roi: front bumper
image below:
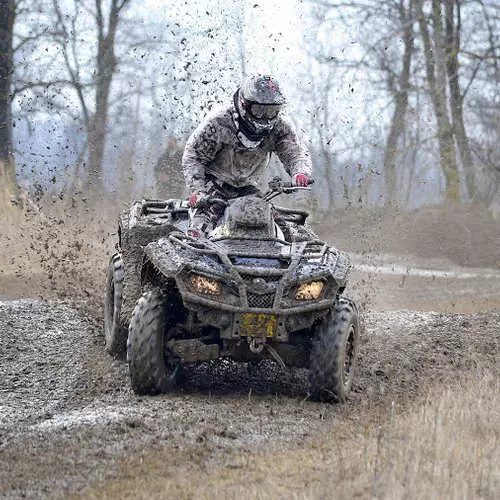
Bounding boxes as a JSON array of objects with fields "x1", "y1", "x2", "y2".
[{"x1": 182, "y1": 291, "x2": 334, "y2": 341}]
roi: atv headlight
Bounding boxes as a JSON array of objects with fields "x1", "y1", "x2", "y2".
[
  {"x1": 189, "y1": 274, "x2": 221, "y2": 296},
  {"x1": 295, "y1": 281, "x2": 324, "y2": 300}
]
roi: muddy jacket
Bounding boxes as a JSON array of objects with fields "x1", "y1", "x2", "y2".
[{"x1": 182, "y1": 102, "x2": 312, "y2": 194}]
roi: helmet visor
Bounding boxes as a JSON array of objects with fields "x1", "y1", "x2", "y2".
[{"x1": 249, "y1": 103, "x2": 281, "y2": 120}]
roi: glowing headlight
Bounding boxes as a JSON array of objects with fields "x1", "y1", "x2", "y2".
[
  {"x1": 189, "y1": 274, "x2": 221, "y2": 296},
  {"x1": 295, "y1": 281, "x2": 324, "y2": 300}
]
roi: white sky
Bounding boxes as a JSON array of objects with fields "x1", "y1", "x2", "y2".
[{"x1": 141, "y1": 0, "x2": 308, "y2": 82}]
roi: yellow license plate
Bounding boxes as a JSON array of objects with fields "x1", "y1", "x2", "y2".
[{"x1": 240, "y1": 313, "x2": 277, "y2": 337}]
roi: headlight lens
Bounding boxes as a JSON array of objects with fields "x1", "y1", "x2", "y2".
[
  {"x1": 295, "y1": 281, "x2": 324, "y2": 300},
  {"x1": 189, "y1": 274, "x2": 221, "y2": 296}
]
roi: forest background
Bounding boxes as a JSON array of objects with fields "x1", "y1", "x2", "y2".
[{"x1": 1, "y1": 0, "x2": 499, "y2": 214}]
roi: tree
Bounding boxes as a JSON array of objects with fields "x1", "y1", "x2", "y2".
[
  {"x1": 383, "y1": 0, "x2": 414, "y2": 205},
  {"x1": 416, "y1": 0, "x2": 460, "y2": 202},
  {"x1": 461, "y1": 0, "x2": 500, "y2": 202},
  {"x1": 88, "y1": 0, "x2": 131, "y2": 190},
  {"x1": 444, "y1": 0, "x2": 475, "y2": 199},
  {"x1": 0, "y1": 0, "x2": 16, "y2": 203},
  {"x1": 51, "y1": 0, "x2": 131, "y2": 192},
  {"x1": 303, "y1": 0, "x2": 419, "y2": 207},
  {"x1": 304, "y1": 0, "x2": 494, "y2": 205},
  {"x1": 0, "y1": 0, "x2": 14, "y2": 161}
]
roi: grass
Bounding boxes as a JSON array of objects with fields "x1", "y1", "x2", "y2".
[{"x1": 76, "y1": 367, "x2": 499, "y2": 499}]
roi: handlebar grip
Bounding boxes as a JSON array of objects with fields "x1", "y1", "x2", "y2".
[
  {"x1": 196, "y1": 197, "x2": 228, "y2": 209},
  {"x1": 208, "y1": 197, "x2": 229, "y2": 207}
]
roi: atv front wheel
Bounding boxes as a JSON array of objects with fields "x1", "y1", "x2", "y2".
[
  {"x1": 309, "y1": 297, "x2": 360, "y2": 403},
  {"x1": 127, "y1": 289, "x2": 182, "y2": 395},
  {"x1": 104, "y1": 253, "x2": 127, "y2": 358}
]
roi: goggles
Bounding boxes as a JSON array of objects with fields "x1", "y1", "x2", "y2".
[{"x1": 248, "y1": 103, "x2": 282, "y2": 120}]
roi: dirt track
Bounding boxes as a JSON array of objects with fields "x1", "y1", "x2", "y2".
[
  {"x1": 1, "y1": 202, "x2": 499, "y2": 498},
  {"x1": 1, "y1": 252, "x2": 499, "y2": 498}
]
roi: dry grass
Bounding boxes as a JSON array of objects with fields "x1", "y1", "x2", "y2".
[{"x1": 77, "y1": 367, "x2": 499, "y2": 499}]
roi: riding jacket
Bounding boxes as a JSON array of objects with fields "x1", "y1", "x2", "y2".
[{"x1": 181, "y1": 102, "x2": 312, "y2": 194}]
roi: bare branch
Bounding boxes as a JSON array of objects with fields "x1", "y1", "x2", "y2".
[
  {"x1": 13, "y1": 31, "x2": 48, "y2": 53},
  {"x1": 13, "y1": 79, "x2": 94, "y2": 97},
  {"x1": 461, "y1": 50, "x2": 490, "y2": 101},
  {"x1": 52, "y1": 0, "x2": 90, "y2": 127}
]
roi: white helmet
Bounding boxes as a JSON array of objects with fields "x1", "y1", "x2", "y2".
[{"x1": 234, "y1": 74, "x2": 286, "y2": 141}]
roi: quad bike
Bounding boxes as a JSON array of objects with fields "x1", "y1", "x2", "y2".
[{"x1": 104, "y1": 178, "x2": 360, "y2": 402}]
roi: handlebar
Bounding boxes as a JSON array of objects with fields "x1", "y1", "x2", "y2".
[
  {"x1": 196, "y1": 196, "x2": 229, "y2": 208},
  {"x1": 263, "y1": 176, "x2": 314, "y2": 201},
  {"x1": 190, "y1": 177, "x2": 313, "y2": 208},
  {"x1": 202, "y1": 197, "x2": 228, "y2": 207}
]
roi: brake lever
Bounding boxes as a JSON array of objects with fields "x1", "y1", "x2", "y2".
[{"x1": 282, "y1": 186, "x2": 312, "y2": 193}]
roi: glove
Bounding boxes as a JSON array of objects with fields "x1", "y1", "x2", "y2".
[
  {"x1": 294, "y1": 173, "x2": 311, "y2": 187},
  {"x1": 187, "y1": 228, "x2": 200, "y2": 239},
  {"x1": 189, "y1": 192, "x2": 207, "y2": 207}
]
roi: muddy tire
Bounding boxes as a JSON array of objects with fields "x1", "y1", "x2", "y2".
[
  {"x1": 104, "y1": 253, "x2": 127, "y2": 358},
  {"x1": 309, "y1": 297, "x2": 360, "y2": 403},
  {"x1": 127, "y1": 288, "x2": 182, "y2": 395}
]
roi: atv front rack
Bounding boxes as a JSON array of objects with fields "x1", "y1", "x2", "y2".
[
  {"x1": 129, "y1": 199, "x2": 189, "y2": 228},
  {"x1": 168, "y1": 232, "x2": 329, "y2": 261}
]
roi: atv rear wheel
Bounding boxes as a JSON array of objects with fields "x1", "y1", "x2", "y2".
[
  {"x1": 104, "y1": 253, "x2": 127, "y2": 358},
  {"x1": 127, "y1": 288, "x2": 182, "y2": 395},
  {"x1": 309, "y1": 297, "x2": 360, "y2": 403}
]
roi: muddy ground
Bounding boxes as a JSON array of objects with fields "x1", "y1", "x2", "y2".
[{"x1": 0, "y1": 203, "x2": 499, "y2": 498}]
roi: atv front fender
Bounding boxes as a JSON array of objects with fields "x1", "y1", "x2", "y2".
[{"x1": 143, "y1": 237, "x2": 185, "y2": 279}]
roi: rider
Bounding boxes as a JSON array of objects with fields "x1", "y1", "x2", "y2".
[{"x1": 182, "y1": 74, "x2": 313, "y2": 237}]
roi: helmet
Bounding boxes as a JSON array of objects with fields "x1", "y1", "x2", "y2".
[{"x1": 234, "y1": 74, "x2": 286, "y2": 140}]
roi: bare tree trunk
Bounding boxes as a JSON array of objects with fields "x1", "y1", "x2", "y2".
[
  {"x1": 417, "y1": 0, "x2": 460, "y2": 202},
  {"x1": 0, "y1": 0, "x2": 18, "y2": 207},
  {"x1": 384, "y1": 0, "x2": 414, "y2": 206},
  {"x1": 405, "y1": 86, "x2": 421, "y2": 207},
  {"x1": 444, "y1": 0, "x2": 475, "y2": 199},
  {"x1": 87, "y1": 0, "x2": 126, "y2": 192},
  {"x1": 319, "y1": 150, "x2": 336, "y2": 210},
  {"x1": 312, "y1": 76, "x2": 336, "y2": 209},
  {"x1": 0, "y1": 0, "x2": 14, "y2": 163},
  {"x1": 319, "y1": 100, "x2": 336, "y2": 209}
]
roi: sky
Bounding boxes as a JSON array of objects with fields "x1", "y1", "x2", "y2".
[{"x1": 139, "y1": 0, "x2": 308, "y2": 85}]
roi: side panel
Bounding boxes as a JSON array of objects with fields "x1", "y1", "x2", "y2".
[
  {"x1": 331, "y1": 251, "x2": 353, "y2": 288},
  {"x1": 119, "y1": 201, "x2": 184, "y2": 326}
]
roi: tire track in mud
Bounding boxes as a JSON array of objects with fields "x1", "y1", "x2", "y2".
[
  {"x1": 0, "y1": 293, "x2": 498, "y2": 497},
  {"x1": 355, "y1": 261, "x2": 500, "y2": 280},
  {"x1": 0, "y1": 300, "x2": 91, "y2": 429}
]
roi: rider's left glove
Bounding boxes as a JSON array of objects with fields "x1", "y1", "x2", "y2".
[
  {"x1": 189, "y1": 191, "x2": 208, "y2": 208},
  {"x1": 294, "y1": 173, "x2": 312, "y2": 187}
]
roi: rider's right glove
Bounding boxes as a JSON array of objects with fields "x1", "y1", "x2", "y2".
[
  {"x1": 294, "y1": 173, "x2": 312, "y2": 187},
  {"x1": 188, "y1": 192, "x2": 198, "y2": 208}
]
